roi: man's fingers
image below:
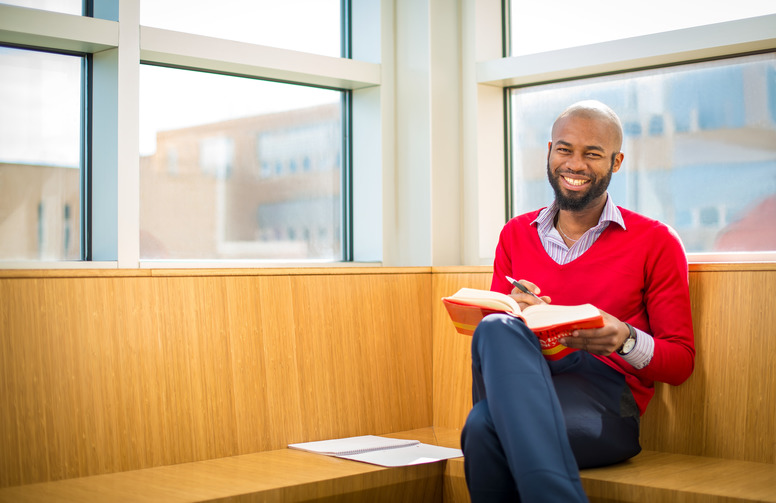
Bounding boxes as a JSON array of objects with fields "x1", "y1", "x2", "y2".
[{"x1": 561, "y1": 332, "x2": 619, "y2": 355}]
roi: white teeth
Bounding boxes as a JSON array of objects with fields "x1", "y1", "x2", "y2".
[{"x1": 563, "y1": 176, "x2": 588, "y2": 186}]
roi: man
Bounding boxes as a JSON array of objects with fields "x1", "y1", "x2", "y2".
[{"x1": 460, "y1": 101, "x2": 695, "y2": 502}]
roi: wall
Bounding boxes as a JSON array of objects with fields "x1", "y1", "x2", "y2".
[
  {"x1": 0, "y1": 268, "x2": 433, "y2": 487},
  {"x1": 2, "y1": 263, "x2": 774, "y2": 490}
]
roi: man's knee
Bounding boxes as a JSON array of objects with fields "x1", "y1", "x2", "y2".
[
  {"x1": 475, "y1": 313, "x2": 522, "y2": 341},
  {"x1": 462, "y1": 400, "x2": 494, "y2": 447},
  {"x1": 472, "y1": 313, "x2": 537, "y2": 352},
  {"x1": 474, "y1": 313, "x2": 514, "y2": 335},
  {"x1": 462, "y1": 400, "x2": 509, "y2": 467}
]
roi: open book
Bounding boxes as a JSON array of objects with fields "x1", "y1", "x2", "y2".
[
  {"x1": 288, "y1": 435, "x2": 463, "y2": 467},
  {"x1": 442, "y1": 288, "x2": 604, "y2": 360}
]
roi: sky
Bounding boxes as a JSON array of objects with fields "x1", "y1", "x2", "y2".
[
  {"x1": 0, "y1": 0, "x2": 341, "y2": 163},
  {"x1": 136, "y1": 0, "x2": 341, "y2": 155},
  {"x1": 0, "y1": 46, "x2": 81, "y2": 167},
  {"x1": 138, "y1": 66, "x2": 340, "y2": 156},
  {"x1": 511, "y1": 0, "x2": 775, "y2": 55}
]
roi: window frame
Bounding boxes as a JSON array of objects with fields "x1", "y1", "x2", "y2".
[
  {"x1": 486, "y1": 4, "x2": 776, "y2": 263},
  {"x1": 0, "y1": 0, "x2": 380, "y2": 268},
  {"x1": 0, "y1": 42, "x2": 90, "y2": 261}
]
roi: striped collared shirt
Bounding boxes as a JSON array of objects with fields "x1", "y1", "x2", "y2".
[
  {"x1": 532, "y1": 194, "x2": 625, "y2": 265},
  {"x1": 531, "y1": 194, "x2": 654, "y2": 369}
]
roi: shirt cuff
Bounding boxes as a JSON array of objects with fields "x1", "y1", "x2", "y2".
[{"x1": 621, "y1": 327, "x2": 654, "y2": 369}]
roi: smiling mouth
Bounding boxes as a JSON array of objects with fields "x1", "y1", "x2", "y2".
[{"x1": 562, "y1": 176, "x2": 589, "y2": 187}]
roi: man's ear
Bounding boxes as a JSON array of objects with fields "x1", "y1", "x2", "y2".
[
  {"x1": 547, "y1": 141, "x2": 553, "y2": 159},
  {"x1": 612, "y1": 152, "x2": 625, "y2": 173}
]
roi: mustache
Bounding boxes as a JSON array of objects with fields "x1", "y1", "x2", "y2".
[{"x1": 556, "y1": 170, "x2": 591, "y2": 177}]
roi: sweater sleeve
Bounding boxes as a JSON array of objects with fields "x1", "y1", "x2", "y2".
[{"x1": 633, "y1": 224, "x2": 695, "y2": 385}]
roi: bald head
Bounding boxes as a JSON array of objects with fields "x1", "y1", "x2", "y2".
[{"x1": 552, "y1": 100, "x2": 623, "y2": 152}]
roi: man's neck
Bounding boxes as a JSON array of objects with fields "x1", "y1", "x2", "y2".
[{"x1": 555, "y1": 195, "x2": 608, "y2": 236}]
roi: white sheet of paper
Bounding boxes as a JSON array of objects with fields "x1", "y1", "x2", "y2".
[
  {"x1": 337, "y1": 443, "x2": 463, "y2": 467},
  {"x1": 289, "y1": 435, "x2": 463, "y2": 467},
  {"x1": 288, "y1": 435, "x2": 419, "y2": 456}
]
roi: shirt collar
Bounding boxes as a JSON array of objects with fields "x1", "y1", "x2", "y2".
[{"x1": 531, "y1": 193, "x2": 626, "y2": 232}]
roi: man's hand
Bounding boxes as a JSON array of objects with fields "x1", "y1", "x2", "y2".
[
  {"x1": 559, "y1": 309, "x2": 630, "y2": 356},
  {"x1": 508, "y1": 279, "x2": 551, "y2": 309}
]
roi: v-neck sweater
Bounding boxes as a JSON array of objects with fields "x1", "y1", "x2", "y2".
[{"x1": 492, "y1": 207, "x2": 695, "y2": 415}]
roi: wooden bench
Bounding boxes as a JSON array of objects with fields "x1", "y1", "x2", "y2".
[
  {"x1": 0, "y1": 427, "x2": 462, "y2": 502},
  {"x1": 0, "y1": 268, "x2": 446, "y2": 501},
  {"x1": 1, "y1": 265, "x2": 775, "y2": 502}
]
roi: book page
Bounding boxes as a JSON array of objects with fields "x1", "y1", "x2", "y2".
[
  {"x1": 446, "y1": 288, "x2": 521, "y2": 315},
  {"x1": 521, "y1": 303, "x2": 600, "y2": 330}
]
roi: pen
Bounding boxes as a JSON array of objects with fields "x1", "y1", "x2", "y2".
[{"x1": 505, "y1": 275, "x2": 544, "y2": 303}]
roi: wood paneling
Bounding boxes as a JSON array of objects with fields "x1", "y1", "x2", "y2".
[
  {"x1": 640, "y1": 268, "x2": 776, "y2": 464},
  {"x1": 0, "y1": 270, "x2": 433, "y2": 487},
  {"x1": 1, "y1": 262, "x2": 774, "y2": 494},
  {"x1": 431, "y1": 272, "x2": 491, "y2": 430}
]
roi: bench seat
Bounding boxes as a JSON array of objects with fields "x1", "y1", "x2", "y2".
[
  {"x1": 580, "y1": 450, "x2": 776, "y2": 503},
  {"x1": 5, "y1": 433, "x2": 773, "y2": 503},
  {"x1": 437, "y1": 425, "x2": 776, "y2": 503},
  {"x1": 444, "y1": 449, "x2": 776, "y2": 503},
  {"x1": 0, "y1": 428, "x2": 460, "y2": 503},
  {"x1": 3, "y1": 266, "x2": 775, "y2": 502}
]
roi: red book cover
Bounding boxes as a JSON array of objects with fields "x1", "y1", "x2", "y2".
[{"x1": 442, "y1": 288, "x2": 604, "y2": 361}]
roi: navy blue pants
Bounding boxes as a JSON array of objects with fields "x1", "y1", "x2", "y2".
[{"x1": 460, "y1": 314, "x2": 641, "y2": 503}]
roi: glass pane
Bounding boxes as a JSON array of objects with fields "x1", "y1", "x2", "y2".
[
  {"x1": 140, "y1": 64, "x2": 344, "y2": 261},
  {"x1": 140, "y1": 0, "x2": 342, "y2": 58},
  {"x1": 509, "y1": 53, "x2": 776, "y2": 254},
  {"x1": 0, "y1": 47, "x2": 82, "y2": 260},
  {"x1": 0, "y1": 0, "x2": 82, "y2": 15},
  {"x1": 509, "y1": 0, "x2": 775, "y2": 56}
]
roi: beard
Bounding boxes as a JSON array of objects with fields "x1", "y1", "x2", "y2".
[{"x1": 547, "y1": 160, "x2": 614, "y2": 212}]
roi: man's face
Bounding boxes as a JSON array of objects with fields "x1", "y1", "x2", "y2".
[{"x1": 546, "y1": 115, "x2": 623, "y2": 212}]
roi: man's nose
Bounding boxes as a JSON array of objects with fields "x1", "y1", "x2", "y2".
[{"x1": 564, "y1": 154, "x2": 586, "y2": 170}]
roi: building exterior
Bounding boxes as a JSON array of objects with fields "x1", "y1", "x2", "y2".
[
  {"x1": 140, "y1": 103, "x2": 343, "y2": 261},
  {"x1": 0, "y1": 162, "x2": 80, "y2": 260},
  {"x1": 1, "y1": 103, "x2": 342, "y2": 262}
]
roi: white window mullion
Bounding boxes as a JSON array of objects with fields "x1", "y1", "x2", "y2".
[
  {"x1": 117, "y1": 0, "x2": 141, "y2": 267},
  {"x1": 352, "y1": 0, "x2": 385, "y2": 263},
  {"x1": 90, "y1": 0, "x2": 140, "y2": 266},
  {"x1": 91, "y1": 47, "x2": 119, "y2": 262},
  {"x1": 463, "y1": 0, "x2": 505, "y2": 265}
]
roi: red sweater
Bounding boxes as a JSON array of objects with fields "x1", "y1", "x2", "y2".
[{"x1": 491, "y1": 208, "x2": 695, "y2": 415}]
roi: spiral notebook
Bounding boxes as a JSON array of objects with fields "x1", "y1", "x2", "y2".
[{"x1": 288, "y1": 435, "x2": 463, "y2": 467}]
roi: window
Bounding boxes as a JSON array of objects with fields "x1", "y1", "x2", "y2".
[
  {"x1": 139, "y1": 64, "x2": 345, "y2": 261},
  {"x1": 199, "y1": 136, "x2": 234, "y2": 179},
  {"x1": 166, "y1": 148, "x2": 178, "y2": 175},
  {"x1": 508, "y1": 53, "x2": 776, "y2": 254},
  {"x1": 0, "y1": 0, "x2": 370, "y2": 267},
  {"x1": 0, "y1": 0, "x2": 82, "y2": 15},
  {"x1": 140, "y1": 0, "x2": 342, "y2": 57},
  {"x1": 507, "y1": 0, "x2": 775, "y2": 56},
  {"x1": 0, "y1": 45, "x2": 83, "y2": 260}
]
